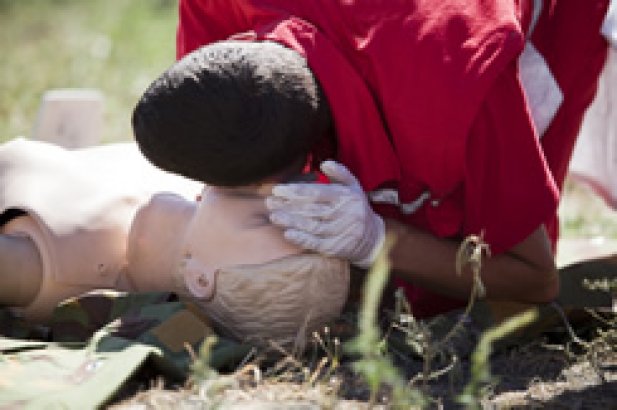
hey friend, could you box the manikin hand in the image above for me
[267,160,385,268]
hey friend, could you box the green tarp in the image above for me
[0,291,251,409]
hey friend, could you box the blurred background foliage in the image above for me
[0,0,178,143]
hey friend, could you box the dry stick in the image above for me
[409,355,459,386]
[308,357,330,386]
[184,342,198,362]
[549,301,589,349]
[584,308,617,327]
[417,234,490,389]
[550,302,611,383]
[235,364,262,384]
[443,234,489,344]
[263,339,307,384]
[309,329,341,384]
[236,347,258,371]
[583,277,617,313]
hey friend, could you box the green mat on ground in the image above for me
[0,291,251,409]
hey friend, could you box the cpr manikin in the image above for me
[0,139,349,348]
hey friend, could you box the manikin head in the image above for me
[130,41,347,349]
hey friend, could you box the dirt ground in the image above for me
[112,309,616,409]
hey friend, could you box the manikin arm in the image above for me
[0,233,42,307]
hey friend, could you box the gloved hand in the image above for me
[266,160,385,268]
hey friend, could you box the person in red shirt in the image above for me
[0,43,349,348]
[176,0,614,317]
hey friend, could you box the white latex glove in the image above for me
[266,160,385,268]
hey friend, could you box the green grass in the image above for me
[0,0,178,143]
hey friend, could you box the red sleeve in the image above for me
[463,62,560,255]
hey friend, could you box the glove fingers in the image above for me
[320,160,361,189]
[266,197,335,218]
[271,183,350,202]
[269,197,364,226]
[270,211,340,236]
[284,229,344,257]
[266,161,382,266]
[265,196,289,210]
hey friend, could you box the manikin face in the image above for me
[176,184,301,300]
[174,184,350,349]
[127,183,349,348]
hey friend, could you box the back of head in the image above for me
[200,253,350,350]
[132,41,332,186]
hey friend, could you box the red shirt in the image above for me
[176,0,608,317]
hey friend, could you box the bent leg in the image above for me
[0,234,42,307]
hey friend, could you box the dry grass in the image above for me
[111,309,617,409]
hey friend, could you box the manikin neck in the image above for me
[176,181,301,276]
[205,183,276,200]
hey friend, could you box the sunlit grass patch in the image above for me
[0,0,177,143]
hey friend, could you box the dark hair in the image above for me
[132,40,331,186]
